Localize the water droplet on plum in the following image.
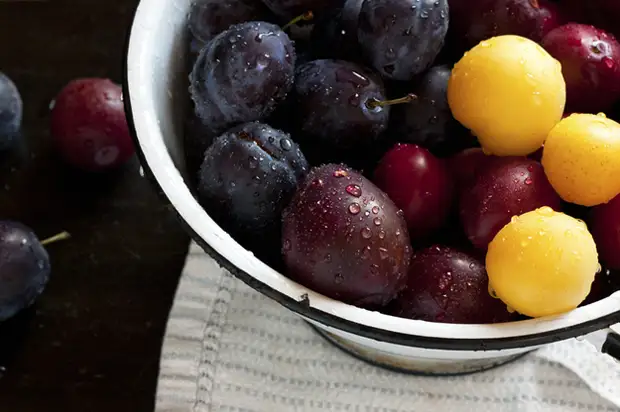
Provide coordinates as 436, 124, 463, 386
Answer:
346, 184, 362, 197
361, 227, 372, 238
348, 203, 361, 215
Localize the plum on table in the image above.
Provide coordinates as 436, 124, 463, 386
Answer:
357, 0, 449, 81
448, 35, 566, 157
190, 21, 295, 137
388, 245, 516, 324
373, 144, 454, 242
50, 78, 135, 171
389, 65, 472, 156
188, 0, 273, 49
542, 113, 620, 207
282, 164, 412, 308
292, 59, 415, 167
197, 122, 308, 258
0, 222, 69, 322
0, 71, 22, 150
541, 23, 620, 114
486, 207, 598, 318
460, 156, 561, 250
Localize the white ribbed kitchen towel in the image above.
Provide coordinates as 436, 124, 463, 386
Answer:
155, 242, 620, 412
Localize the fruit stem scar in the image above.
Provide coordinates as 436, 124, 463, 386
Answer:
41, 231, 71, 246
237, 131, 282, 160
366, 93, 417, 109
282, 11, 314, 31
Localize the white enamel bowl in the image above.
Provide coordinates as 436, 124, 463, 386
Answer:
124, 0, 620, 375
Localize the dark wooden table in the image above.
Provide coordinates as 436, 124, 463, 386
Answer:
0, 1, 191, 410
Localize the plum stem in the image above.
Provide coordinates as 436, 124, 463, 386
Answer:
41, 231, 71, 246
282, 11, 314, 31
366, 93, 417, 110
529, 0, 539, 8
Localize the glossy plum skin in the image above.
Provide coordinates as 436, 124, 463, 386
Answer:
0, 72, 22, 150
449, 0, 561, 56
389, 65, 471, 156
282, 164, 412, 308
0, 221, 51, 322
50, 78, 135, 171
197, 122, 308, 254
388, 245, 517, 324
448, 148, 493, 194
583, 268, 620, 306
310, 0, 364, 61
293, 59, 390, 166
541, 24, 620, 113
357, 0, 449, 81
260, 0, 333, 21
563, 0, 620, 40
188, 0, 273, 48
590, 193, 620, 270
459, 157, 562, 250
190, 22, 296, 137
373, 144, 454, 242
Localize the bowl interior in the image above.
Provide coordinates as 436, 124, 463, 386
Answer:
124, 0, 620, 350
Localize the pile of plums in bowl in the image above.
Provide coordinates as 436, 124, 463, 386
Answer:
182, 0, 620, 325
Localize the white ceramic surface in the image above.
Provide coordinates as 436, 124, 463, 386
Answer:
125, 0, 620, 373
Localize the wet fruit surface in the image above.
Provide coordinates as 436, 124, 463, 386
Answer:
486, 207, 598, 318
282, 164, 412, 308
447, 147, 492, 194
389, 245, 517, 324
449, 0, 561, 56
357, 0, 449, 81
310, 0, 363, 61
197, 122, 308, 255
179, 0, 620, 323
260, 0, 332, 21
373, 144, 454, 241
590, 194, 620, 270
0, 221, 51, 322
188, 0, 272, 48
292, 59, 391, 166
448, 35, 566, 156
50, 78, 135, 171
460, 156, 561, 250
190, 21, 295, 136
563, 0, 620, 40
541, 23, 620, 114
0, 71, 22, 150
542, 113, 620, 207
389, 65, 470, 156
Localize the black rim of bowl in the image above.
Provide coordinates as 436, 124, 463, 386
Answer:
121, 5, 620, 352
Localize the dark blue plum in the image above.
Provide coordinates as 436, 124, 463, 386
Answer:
260, 0, 332, 21
309, 0, 364, 61
357, 0, 449, 81
190, 21, 296, 137
0, 72, 22, 150
196, 122, 308, 257
293, 59, 403, 167
0, 222, 50, 322
389, 65, 472, 156
188, 0, 273, 49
